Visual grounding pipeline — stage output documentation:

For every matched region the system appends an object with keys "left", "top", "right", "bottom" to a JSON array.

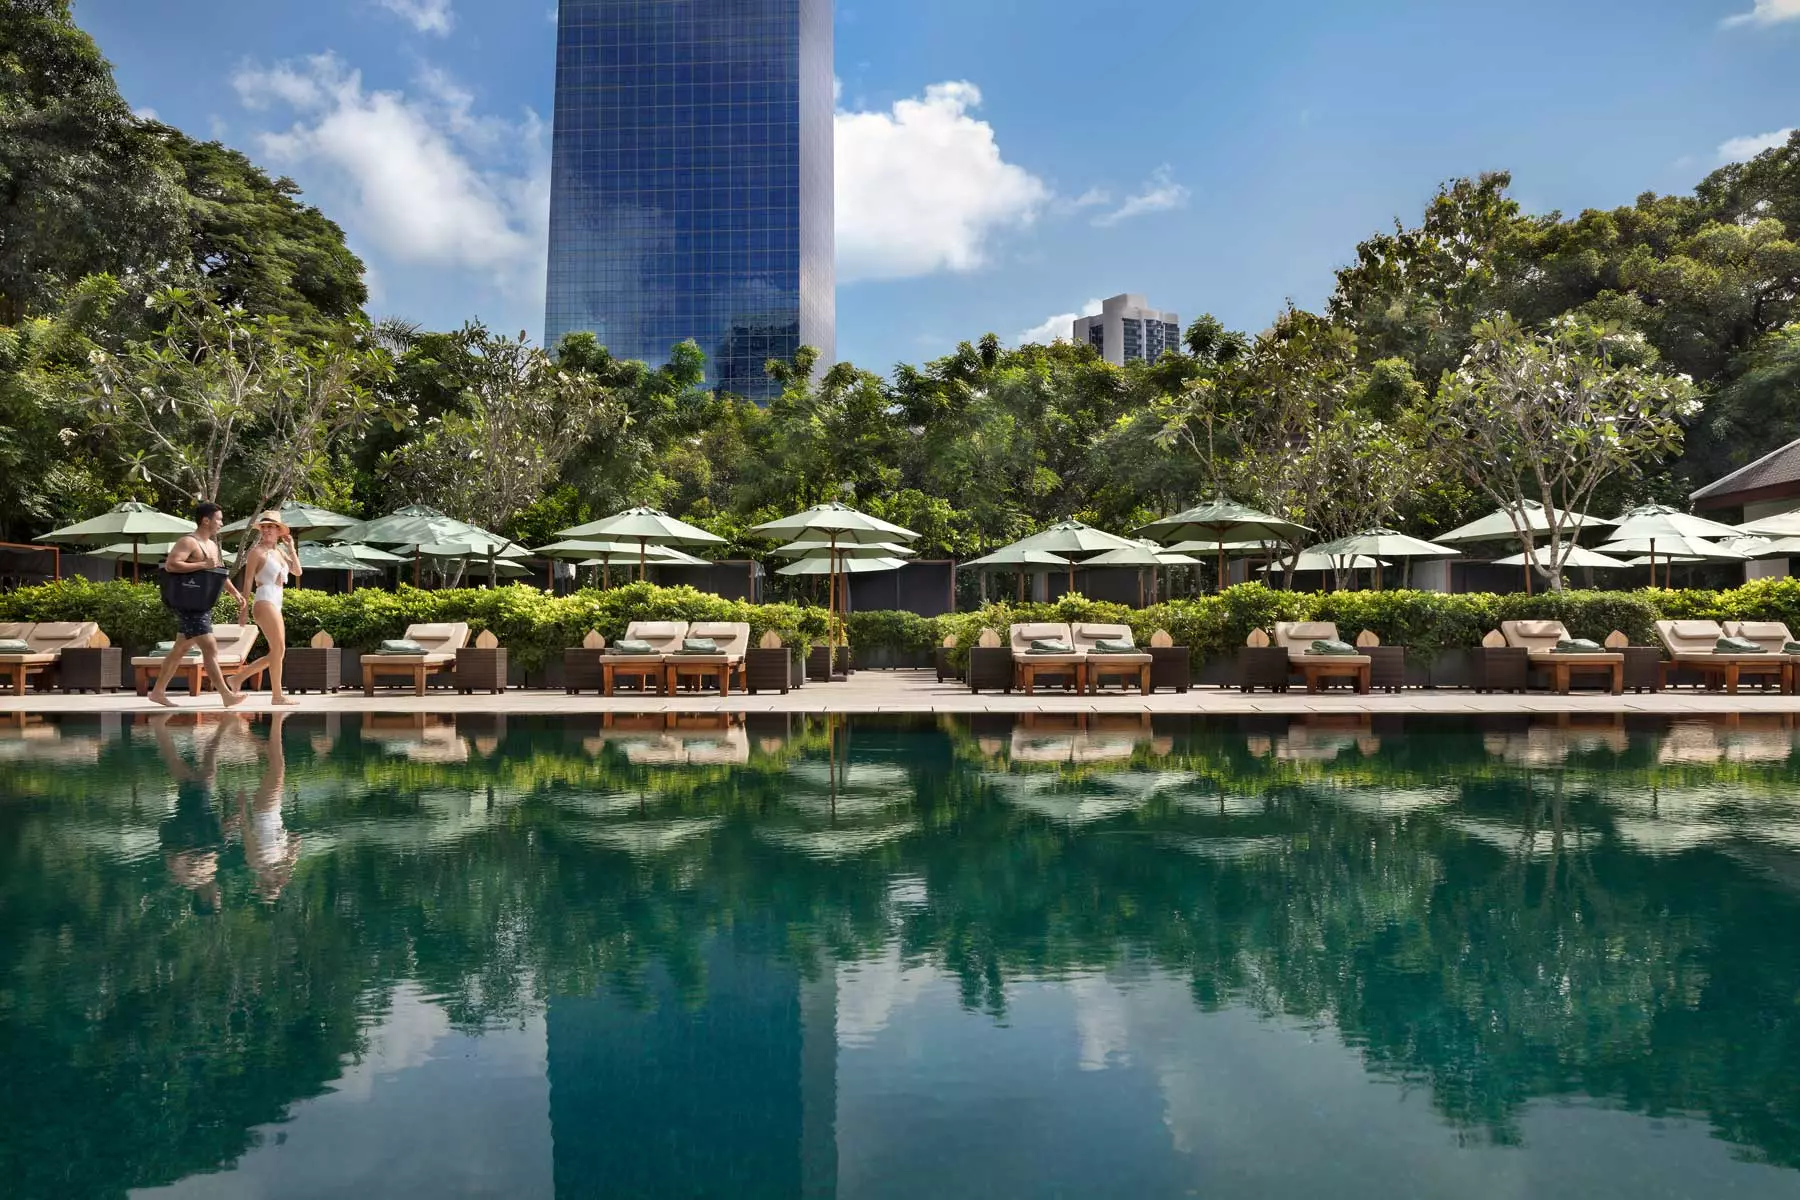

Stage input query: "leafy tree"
[
  {"left": 147, "top": 124, "right": 369, "bottom": 334},
  {"left": 1427, "top": 314, "right": 1700, "bottom": 590},
  {"left": 0, "top": 0, "right": 187, "bottom": 322}
]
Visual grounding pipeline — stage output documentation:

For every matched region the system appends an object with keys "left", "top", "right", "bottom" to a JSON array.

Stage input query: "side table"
[
  {"left": 284, "top": 647, "right": 341, "bottom": 694},
  {"left": 1238, "top": 647, "right": 1291, "bottom": 693},
  {"left": 1149, "top": 646, "right": 1191, "bottom": 693},
  {"left": 1367, "top": 646, "right": 1406, "bottom": 694},
  {"left": 58, "top": 647, "right": 122, "bottom": 694},
  {"left": 1621, "top": 646, "right": 1662, "bottom": 694},
  {"left": 455, "top": 647, "right": 509, "bottom": 695}
]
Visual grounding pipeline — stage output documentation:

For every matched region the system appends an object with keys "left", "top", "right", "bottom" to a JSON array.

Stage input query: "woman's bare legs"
[{"left": 233, "top": 601, "right": 294, "bottom": 704}]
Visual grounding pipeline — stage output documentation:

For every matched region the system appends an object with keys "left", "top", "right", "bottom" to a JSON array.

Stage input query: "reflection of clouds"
[
  {"left": 1158, "top": 833, "right": 1284, "bottom": 862},
  {"left": 1448, "top": 816, "right": 1576, "bottom": 859},
  {"left": 780, "top": 759, "right": 912, "bottom": 819},
  {"left": 837, "top": 945, "right": 934, "bottom": 1049},
  {"left": 757, "top": 822, "right": 916, "bottom": 860},
  {"left": 987, "top": 769, "right": 1195, "bottom": 826},
  {"left": 1314, "top": 785, "right": 1457, "bottom": 817},
  {"left": 584, "top": 817, "right": 722, "bottom": 858},
  {"left": 1068, "top": 975, "right": 1131, "bottom": 1072},
  {"left": 332, "top": 983, "right": 452, "bottom": 1103}
]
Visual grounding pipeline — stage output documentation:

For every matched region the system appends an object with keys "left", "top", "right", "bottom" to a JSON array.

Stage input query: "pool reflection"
[{"left": 2, "top": 712, "right": 1800, "bottom": 1198}]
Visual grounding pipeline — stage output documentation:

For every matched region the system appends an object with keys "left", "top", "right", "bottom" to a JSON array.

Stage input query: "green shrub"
[{"left": 844, "top": 609, "right": 941, "bottom": 657}]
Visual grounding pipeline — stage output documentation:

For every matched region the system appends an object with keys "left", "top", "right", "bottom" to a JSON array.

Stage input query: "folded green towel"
[
  {"left": 1554, "top": 638, "right": 1603, "bottom": 653},
  {"left": 1029, "top": 639, "right": 1074, "bottom": 654},
  {"left": 1716, "top": 636, "right": 1768, "bottom": 654},
  {"left": 152, "top": 640, "right": 202, "bottom": 658},
  {"left": 1090, "top": 638, "right": 1138, "bottom": 654},
  {"left": 0, "top": 639, "right": 31, "bottom": 654},
  {"left": 609, "top": 638, "right": 655, "bottom": 655},
  {"left": 679, "top": 637, "right": 719, "bottom": 654},
  {"left": 1310, "top": 639, "right": 1359, "bottom": 656},
  {"left": 378, "top": 639, "right": 428, "bottom": 655},
  {"left": 1786, "top": 642, "right": 1800, "bottom": 655}
]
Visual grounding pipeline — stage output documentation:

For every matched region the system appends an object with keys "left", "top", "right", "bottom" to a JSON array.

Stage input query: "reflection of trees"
[{"left": 1, "top": 714, "right": 1799, "bottom": 1195}]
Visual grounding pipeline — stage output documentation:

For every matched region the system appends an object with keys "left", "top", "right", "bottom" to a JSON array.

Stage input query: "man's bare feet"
[
  {"left": 221, "top": 690, "right": 246, "bottom": 708},
  {"left": 147, "top": 691, "right": 177, "bottom": 709}
]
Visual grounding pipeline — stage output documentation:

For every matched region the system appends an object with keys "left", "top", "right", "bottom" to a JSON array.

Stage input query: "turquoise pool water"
[{"left": 3, "top": 711, "right": 1800, "bottom": 1198}]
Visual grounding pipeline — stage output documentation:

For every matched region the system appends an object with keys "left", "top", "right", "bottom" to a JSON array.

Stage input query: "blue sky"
[{"left": 79, "top": 0, "right": 1800, "bottom": 373}]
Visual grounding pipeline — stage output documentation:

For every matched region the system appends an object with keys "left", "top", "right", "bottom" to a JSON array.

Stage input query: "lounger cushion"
[
  {"left": 1282, "top": 622, "right": 1340, "bottom": 643},
  {"left": 1671, "top": 621, "right": 1722, "bottom": 640},
  {"left": 151, "top": 641, "right": 203, "bottom": 658},
  {"left": 0, "top": 623, "right": 31, "bottom": 642},
  {"left": 1514, "top": 620, "right": 1567, "bottom": 640},
  {"left": 630, "top": 621, "right": 688, "bottom": 640},
  {"left": 1735, "top": 621, "right": 1793, "bottom": 641}
]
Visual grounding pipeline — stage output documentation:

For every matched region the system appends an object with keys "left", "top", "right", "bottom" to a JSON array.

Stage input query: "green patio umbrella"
[
  {"left": 775, "top": 555, "right": 909, "bottom": 576},
  {"left": 553, "top": 507, "right": 726, "bottom": 581},
  {"left": 1491, "top": 545, "right": 1631, "bottom": 571},
  {"left": 751, "top": 504, "right": 920, "bottom": 637},
  {"left": 88, "top": 540, "right": 235, "bottom": 568},
  {"left": 293, "top": 541, "right": 381, "bottom": 592},
  {"left": 35, "top": 501, "right": 197, "bottom": 583},
  {"left": 338, "top": 504, "right": 508, "bottom": 586},
  {"left": 1302, "top": 529, "right": 1458, "bottom": 590},
  {"left": 957, "top": 545, "right": 1076, "bottom": 602},
  {"left": 1599, "top": 527, "right": 1748, "bottom": 586},
  {"left": 997, "top": 519, "right": 1141, "bottom": 593},
  {"left": 1437, "top": 500, "right": 1615, "bottom": 594},
  {"left": 1135, "top": 499, "right": 1312, "bottom": 593},
  {"left": 771, "top": 540, "right": 916, "bottom": 559},
  {"left": 1739, "top": 509, "right": 1800, "bottom": 538},
  {"left": 1261, "top": 553, "right": 1385, "bottom": 574},
  {"left": 221, "top": 501, "right": 357, "bottom": 538},
  {"left": 330, "top": 543, "right": 408, "bottom": 564},
  {"left": 1604, "top": 504, "right": 1747, "bottom": 588},
  {"left": 536, "top": 538, "right": 700, "bottom": 588},
  {"left": 1082, "top": 539, "right": 1201, "bottom": 606}
]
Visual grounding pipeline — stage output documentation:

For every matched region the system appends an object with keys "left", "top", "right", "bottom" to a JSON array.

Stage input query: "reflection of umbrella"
[
  {"left": 553, "top": 507, "right": 725, "bottom": 581},
  {"left": 35, "top": 501, "right": 194, "bottom": 583},
  {"left": 1605, "top": 503, "right": 1744, "bottom": 587},
  {"left": 1136, "top": 499, "right": 1312, "bottom": 593},
  {"left": 221, "top": 501, "right": 356, "bottom": 537},
  {"left": 1492, "top": 545, "right": 1630, "bottom": 571}
]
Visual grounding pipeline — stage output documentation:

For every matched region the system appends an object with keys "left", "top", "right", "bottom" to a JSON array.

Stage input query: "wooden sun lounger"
[
  {"left": 129, "top": 624, "right": 263, "bottom": 695},
  {"left": 1500, "top": 620, "right": 1624, "bottom": 696},
  {"left": 1070, "top": 622, "right": 1151, "bottom": 695},
  {"left": 361, "top": 623, "right": 471, "bottom": 696},
  {"left": 1009, "top": 622, "right": 1085, "bottom": 695},
  {"left": 603, "top": 621, "right": 688, "bottom": 695},
  {"left": 664, "top": 622, "right": 751, "bottom": 697},
  {"left": 0, "top": 622, "right": 100, "bottom": 696},
  {"left": 1655, "top": 620, "right": 1787, "bottom": 695},
  {"left": 1274, "top": 622, "right": 1371, "bottom": 694}
]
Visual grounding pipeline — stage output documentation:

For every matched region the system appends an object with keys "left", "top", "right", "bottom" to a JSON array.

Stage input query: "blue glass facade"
[{"left": 545, "top": 0, "right": 835, "bottom": 402}]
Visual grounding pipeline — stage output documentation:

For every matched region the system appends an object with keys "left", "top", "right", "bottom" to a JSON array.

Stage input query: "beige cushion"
[
  {"left": 404, "top": 622, "right": 471, "bottom": 652},
  {"left": 1527, "top": 649, "right": 1622, "bottom": 664},
  {"left": 25, "top": 621, "right": 98, "bottom": 655},
  {"left": 687, "top": 622, "right": 750, "bottom": 657},
  {"left": 1671, "top": 620, "right": 1722, "bottom": 640},
  {"left": 0, "top": 622, "right": 33, "bottom": 642},
  {"left": 629, "top": 620, "right": 688, "bottom": 640},
  {"left": 1658, "top": 620, "right": 1725, "bottom": 657},
  {"left": 1293, "top": 653, "right": 1371, "bottom": 667},
  {"left": 1732, "top": 621, "right": 1793, "bottom": 642},
  {"left": 1011, "top": 622, "right": 1074, "bottom": 652}
]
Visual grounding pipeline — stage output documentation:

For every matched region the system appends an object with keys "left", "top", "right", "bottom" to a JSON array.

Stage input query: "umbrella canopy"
[
  {"left": 775, "top": 555, "right": 908, "bottom": 576},
  {"left": 292, "top": 542, "right": 380, "bottom": 573},
  {"left": 1262, "top": 553, "right": 1386, "bottom": 573},
  {"left": 88, "top": 541, "right": 236, "bottom": 566},
  {"left": 579, "top": 548, "right": 708, "bottom": 568},
  {"left": 1715, "top": 535, "right": 1780, "bottom": 559},
  {"left": 1598, "top": 532, "right": 1749, "bottom": 561},
  {"left": 35, "top": 501, "right": 198, "bottom": 582},
  {"left": 1083, "top": 539, "right": 1201, "bottom": 568},
  {"left": 749, "top": 502, "right": 918, "bottom": 546},
  {"left": 554, "top": 506, "right": 727, "bottom": 547},
  {"left": 533, "top": 538, "right": 673, "bottom": 561},
  {"left": 446, "top": 557, "right": 534, "bottom": 579},
  {"left": 1739, "top": 509, "right": 1800, "bottom": 538},
  {"left": 1752, "top": 534, "right": 1800, "bottom": 556},
  {"left": 1435, "top": 500, "right": 1613, "bottom": 545},
  {"left": 330, "top": 542, "right": 408, "bottom": 564},
  {"left": 957, "top": 547, "right": 1075, "bottom": 570},
  {"left": 1307, "top": 529, "right": 1461, "bottom": 560},
  {"left": 221, "top": 501, "right": 357, "bottom": 537},
  {"left": 772, "top": 539, "right": 916, "bottom": 560},
  {"left": 1005, "top": 519, "right": 1141, "bottom": 558},
  {"left": 407, "top": 537, "right": 530, "bottom": 559},
  {"left": 1492, "top": 545, "right": 1631, "bottom": 570},
  {"left": 1135, "top": 498, "right": 1310, "bottom": 546},
  {"left": 337, "top": 504, "right": 496, "bottom": 547},
  {"left": 1608, "top": 503, "right": 1743, "bottom": 543}
]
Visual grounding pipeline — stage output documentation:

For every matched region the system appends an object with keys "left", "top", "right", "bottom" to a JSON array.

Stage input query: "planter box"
[
  {"left": 745, "top": 646, "right": 792, "bottom": 694},
  {"left": 1148, "top": 646, "right": 1190, "bottom": 693},
  {"left": 967, "top": 646, "right": 1013, "bottom": 694},
  {"left": 564, "top": 648, "right": 606, "bottom": 695},
  {"left": 1367, "top": 646, "right": 1406, "bottom": 694},
  {"left": 58, "top": 647, "right": 122, "bottom": 694},
  {"left": 1238, "top": 647, "right": 1291, "bottom": 693}
]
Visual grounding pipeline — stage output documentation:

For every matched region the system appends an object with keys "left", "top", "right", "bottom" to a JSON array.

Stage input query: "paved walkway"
[{"left": 7, "top": 669, "right": 1800, "bottom": 717}]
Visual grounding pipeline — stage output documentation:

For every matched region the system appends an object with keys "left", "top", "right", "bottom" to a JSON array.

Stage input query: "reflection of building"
[
  {"left": 1072, "top": 294, "right": 1182, "bottom": 365},
  {"left": 546, "top": 935, "right": 837, "bottom": 1197},
  {"left": 544, "top": 0, "right": 835, "bottom": 400}
]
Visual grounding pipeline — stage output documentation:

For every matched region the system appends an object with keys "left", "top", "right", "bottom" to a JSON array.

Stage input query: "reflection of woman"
[
  {"left": 240, "top": 713, "right": 300, "bottom": 901},
  {"left": 231, "top": 512, "right": 302, "bottom": 705}
]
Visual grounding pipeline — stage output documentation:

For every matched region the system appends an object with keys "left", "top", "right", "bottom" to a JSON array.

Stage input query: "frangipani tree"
[{"left": 1427, "top": 314, "right": 1699, "bottom": 591}]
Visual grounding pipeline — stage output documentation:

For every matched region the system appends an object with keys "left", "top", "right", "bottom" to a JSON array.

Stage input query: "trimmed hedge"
[
  {"left": 0, "top": 580, "right": 830, "bottom": 674},
  {"left": 10, "top": 578, "right": 1800, "bottom": 674}
]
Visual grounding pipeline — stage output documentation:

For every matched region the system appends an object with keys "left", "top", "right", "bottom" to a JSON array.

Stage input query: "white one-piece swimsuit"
[{"left": 253, "top": 552, "right": 287, "bottom": 610}]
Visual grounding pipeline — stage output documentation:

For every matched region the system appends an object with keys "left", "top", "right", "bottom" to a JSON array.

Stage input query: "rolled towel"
[
  {"left": 608, "top": 638, "right": 655, "bottom": 655},
  {"left": 151, "top": 640, "right": 202, "bottom": 659},
  {"left": 678, "top": 637, "right": 719, "bottom": 654},
  {"left": 377, "top": 639, "right": 428, "bottom": 655},
  {"left": 1310, "top": 639, "right": 1360, "bottom": 656},
  {"left": 0, "top": 639, "right": 32, "bottom": 654},
  {"left": 1553, "top": 638, "right": 1603, "bottom": 653},
  {"left": 1029, "top": 639, "right": 1074, "bottom": 654},
  {"left": 1090, "top": 638, "right": 1138, "bottom": 654},
  {"left": 1786, "top": 642, "right": 1800, "bottom": 655},
  {"left": 1715, "top": 636, "right": 1768, "bottom": 654}
]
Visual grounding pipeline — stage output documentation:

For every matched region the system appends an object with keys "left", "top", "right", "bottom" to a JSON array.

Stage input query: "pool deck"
[{"left": 6, "top": 669, "right": 1800, "bottom": 717}]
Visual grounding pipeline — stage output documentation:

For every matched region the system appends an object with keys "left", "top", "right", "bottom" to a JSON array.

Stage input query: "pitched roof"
[{"left": 1691, "top": 437, "right": 1800, "bottom": 508}]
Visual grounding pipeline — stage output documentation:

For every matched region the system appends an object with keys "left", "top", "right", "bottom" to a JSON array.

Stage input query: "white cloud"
[
  {"left": 232, "top": 54, "right": 546, "bottom": 300},
  {"left": 1094, "top": 165, "right": 1190, "bottom": 227},
  {"left": 1071, "top": 187, "right": 1111, "bottom": 208},
  {"left": 375, "top": 0, "right": 455, "bottom": 35},
  {"left": 1721, "top": 0, "right": 1800, "bottom": 26},
  {"left": 1015, "top": 298, "right": 1104, "bottom": 347},
  {"left": 133, "top": 106, "right": 158, "bottom": 121},
  {"left": 836, "top": 81, "right": 1050, "bottom": 282},
  {"left": 1718, "top": 127, "right": 1795, "bottom": 162}
]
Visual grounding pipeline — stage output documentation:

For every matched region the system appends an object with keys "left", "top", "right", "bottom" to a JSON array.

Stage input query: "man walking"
[{"left": 147, "top": 502, "right": 249, "bottom": 708}]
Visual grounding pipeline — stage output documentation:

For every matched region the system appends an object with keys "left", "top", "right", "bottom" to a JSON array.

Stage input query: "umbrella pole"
[
  {"left": 1650, "top": 539, "right": 1657, "bottom": 589},
  {"left": 1017, "top": 571, "right": 1024, "bottom": 603},
  {"left": 603, "top": 561, "right": 610, "bottom": 590},
  {"left": 413, "top": 546, "right": 422, "bottom": 587},
  {"left": 133, "top": 539, "right": 141, "bottom": 585},
  {"left": 1216, "top": 539, "right": 1225, "bottom": 595}
]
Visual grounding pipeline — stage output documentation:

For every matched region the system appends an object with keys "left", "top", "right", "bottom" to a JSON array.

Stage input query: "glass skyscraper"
[{"left": 545, "top": 0, "right": 835, "bottom": 402}]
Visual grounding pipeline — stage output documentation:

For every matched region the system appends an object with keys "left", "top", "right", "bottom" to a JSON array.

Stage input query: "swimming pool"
[{"left": 2, "top": 711, "right": 1798, "bottom": 1198}]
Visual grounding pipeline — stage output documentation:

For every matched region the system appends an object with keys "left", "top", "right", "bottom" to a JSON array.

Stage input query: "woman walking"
[{"left": 230, "top": 512, "right": 303, "bottom": 705}]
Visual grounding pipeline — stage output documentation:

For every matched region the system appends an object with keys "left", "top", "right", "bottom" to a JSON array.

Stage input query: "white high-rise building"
[{"left": 1072, "top": 295, "right": 1182, "bottom": 366}]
